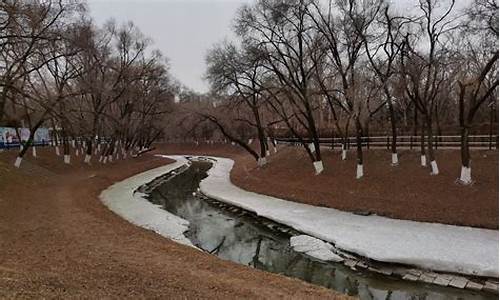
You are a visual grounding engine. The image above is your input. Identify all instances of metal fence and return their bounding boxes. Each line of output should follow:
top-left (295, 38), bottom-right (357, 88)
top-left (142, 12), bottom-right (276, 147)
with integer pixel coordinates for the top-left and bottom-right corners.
top-left (276, 135), bottom-right (499, 150)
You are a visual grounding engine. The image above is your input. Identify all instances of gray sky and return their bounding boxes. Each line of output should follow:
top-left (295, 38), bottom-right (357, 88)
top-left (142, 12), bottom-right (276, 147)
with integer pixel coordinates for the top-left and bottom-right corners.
top-left (87, 0), bottom-right (251, 93)
top-left (87, 0), bottom-right (468, 93)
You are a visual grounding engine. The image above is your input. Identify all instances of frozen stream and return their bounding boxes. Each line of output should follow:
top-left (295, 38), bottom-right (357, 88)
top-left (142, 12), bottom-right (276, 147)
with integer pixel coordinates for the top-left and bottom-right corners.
top-left (145, 160), bottom-right (494, 300)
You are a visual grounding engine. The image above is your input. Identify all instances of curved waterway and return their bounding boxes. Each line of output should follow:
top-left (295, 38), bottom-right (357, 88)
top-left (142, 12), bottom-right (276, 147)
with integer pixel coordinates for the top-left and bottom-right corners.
top-left (145, 160), bottom-right (494, 300)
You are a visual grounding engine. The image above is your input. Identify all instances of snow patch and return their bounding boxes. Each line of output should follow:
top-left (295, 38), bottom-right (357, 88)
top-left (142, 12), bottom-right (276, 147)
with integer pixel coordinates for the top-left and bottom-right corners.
top-left (100, 157), bottom-right (194, 247)
top-left (290, 235), bottom-right (343, 262)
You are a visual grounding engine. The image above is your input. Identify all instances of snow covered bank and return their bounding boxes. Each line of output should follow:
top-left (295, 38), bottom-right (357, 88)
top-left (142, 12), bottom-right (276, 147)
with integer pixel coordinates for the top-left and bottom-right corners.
top-left (191, 156), bottom-right (498, 278)
top-left (100, 157), bottom-right (194, 247)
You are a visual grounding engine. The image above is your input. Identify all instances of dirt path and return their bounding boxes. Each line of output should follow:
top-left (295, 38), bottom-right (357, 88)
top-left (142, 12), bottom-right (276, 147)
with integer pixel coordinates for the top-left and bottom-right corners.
top-left (0, 149), bottom-right (345, 299)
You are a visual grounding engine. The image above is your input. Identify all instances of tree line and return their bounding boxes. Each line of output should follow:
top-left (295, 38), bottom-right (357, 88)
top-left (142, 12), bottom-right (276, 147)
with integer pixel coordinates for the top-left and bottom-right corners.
top-left (1, 0), bottom-right (176, 167)
top-left (176, 0), bottom-right (498, 184)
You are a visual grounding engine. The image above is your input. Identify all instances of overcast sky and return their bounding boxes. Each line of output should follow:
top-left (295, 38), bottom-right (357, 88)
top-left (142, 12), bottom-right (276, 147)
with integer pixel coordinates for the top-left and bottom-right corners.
top-left (87, 0), bottom-right (251, 93)
top-left (87, 0), bottom-right (468, 94)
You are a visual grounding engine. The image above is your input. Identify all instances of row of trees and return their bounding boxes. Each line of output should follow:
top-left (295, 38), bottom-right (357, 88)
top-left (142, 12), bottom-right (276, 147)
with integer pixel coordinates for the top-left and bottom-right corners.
top-left (1, 0), bottom-right (176, 167)
top-left (185, 0), bottom-right (497, 184)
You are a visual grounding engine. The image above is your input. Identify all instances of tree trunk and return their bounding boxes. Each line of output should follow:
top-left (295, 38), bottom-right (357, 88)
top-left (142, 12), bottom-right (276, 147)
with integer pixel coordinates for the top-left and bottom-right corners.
top-left (85, 138), bottom-right (92, 164)
top-left (355, 115), bottom-right (364, 179)
top-left (426, 118), bottom-right (438, 175)
top-left (252, 106), bottom-right (267, 166)
top-left (14, 132), bottom-right (35, 168)
top-left (459, 125), bottom-right (472, 184)
top-left (62, 128), bottom-right (70, 164)
top-left (386, 91), bottom-right (398, 166)
top-left (342, 117), bottom-right (351, 161)
top-left (420, 115), bottom-right (426, 167)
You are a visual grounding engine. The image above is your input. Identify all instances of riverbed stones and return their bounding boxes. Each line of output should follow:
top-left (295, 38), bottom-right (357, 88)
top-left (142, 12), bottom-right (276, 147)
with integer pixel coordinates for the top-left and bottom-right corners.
top-left (368, 266), bottom-right (392, 276)
top-left (402, 274), bottom-right (419, 281)
top-left (449, 276), bottom-right (468, 289)
top-left (433, 275), bottom-right (452, 286)
top-left (344, 259), bottom-right (357, 270)
top-left (483, 281), bottom-right (498, 293)
top-left (419, 273), bottom-right (436, 283)
top-left (465, 281), bottom-right (484, 291)
top-left (408, 269), bottom-right (423, 276)
top-left (356, 261), bottom-right (368, 269)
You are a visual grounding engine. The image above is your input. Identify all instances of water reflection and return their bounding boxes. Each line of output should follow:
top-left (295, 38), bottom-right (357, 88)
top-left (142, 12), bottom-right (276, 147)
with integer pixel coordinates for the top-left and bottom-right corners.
top-left (147, 161), bottom-right (494, 300)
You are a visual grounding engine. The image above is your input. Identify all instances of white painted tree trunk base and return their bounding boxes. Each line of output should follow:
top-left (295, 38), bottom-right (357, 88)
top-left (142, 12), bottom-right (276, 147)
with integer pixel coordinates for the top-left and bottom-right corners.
top-left (14, 157), bottom-right (22, 168)
top-left (108, 155), bottom-right (113, 162)
top-left (75, 149), bottom-right (79, 156)
top-left (391, 153), bottom-right (398, 166)
top-left (458, 166), bottom-right (472, 185)
top-left (257, 157), bottom-right (267, 167)
top-left (32, 147), bottom-right (37, 158)
top-left (266, 150), bottom-right (270, 157)
top-left (99, 155), bottom-right (103, 163)
top-left (308, 143), bottom-right (315, 154)
top-left (341, 150), bottom-right (347, 160)
top-left (430, 160), bottom-right (439, 175)
top-left (313, 160), bottom-right (324, 175)
top-left (420, 155), bottom-right (427, 167)
top-left (64, 155), bottom-right (71, 164)
top-left (55, 146), bottom-right (60, 156)
top-left (273, 146), bottom-right (277, 153)
top-left (356, 164), bottom-right (364, 179)
top-left (84, 154), bottom-right (92, 164)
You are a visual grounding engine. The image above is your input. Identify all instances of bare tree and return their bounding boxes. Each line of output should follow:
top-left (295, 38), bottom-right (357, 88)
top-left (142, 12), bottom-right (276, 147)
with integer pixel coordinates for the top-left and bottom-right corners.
top-left (400, 0), bottom-right (459, 175)
top-left (308, 0), bottom-right (382, 178)
top-left (235, 0), bottom-right (326, 174)
top-left (206, 41), bottom-right (270, 166)
top-left (454, 0), bottom-right (498, 184)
